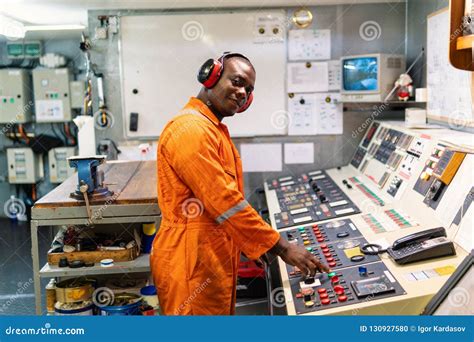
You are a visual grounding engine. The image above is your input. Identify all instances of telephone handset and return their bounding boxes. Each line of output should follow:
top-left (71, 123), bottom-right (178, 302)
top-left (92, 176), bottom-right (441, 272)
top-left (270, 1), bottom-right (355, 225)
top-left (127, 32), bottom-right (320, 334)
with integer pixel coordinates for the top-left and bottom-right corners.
top-left (391, 227), bottom-right (446, 250)
top-left (387, 227), bottom-right (456, 265)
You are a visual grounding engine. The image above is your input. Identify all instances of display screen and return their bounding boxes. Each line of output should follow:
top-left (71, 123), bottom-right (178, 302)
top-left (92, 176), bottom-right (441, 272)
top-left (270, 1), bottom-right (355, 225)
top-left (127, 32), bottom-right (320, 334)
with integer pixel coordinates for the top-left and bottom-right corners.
top-left (342, 57), bottom-right (378, 91)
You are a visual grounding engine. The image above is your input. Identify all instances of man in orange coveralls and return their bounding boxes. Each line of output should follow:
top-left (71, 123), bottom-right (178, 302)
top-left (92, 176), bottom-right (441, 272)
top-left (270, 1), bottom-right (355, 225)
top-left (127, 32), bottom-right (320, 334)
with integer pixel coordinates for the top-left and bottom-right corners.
top-left (151, 52), bottom-right (329, 315)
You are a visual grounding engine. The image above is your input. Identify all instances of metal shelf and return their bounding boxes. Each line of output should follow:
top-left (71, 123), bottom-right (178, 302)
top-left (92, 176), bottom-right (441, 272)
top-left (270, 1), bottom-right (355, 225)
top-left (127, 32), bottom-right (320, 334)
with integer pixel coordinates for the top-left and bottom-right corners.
top-left (39, 254), bottom-right (150, 278)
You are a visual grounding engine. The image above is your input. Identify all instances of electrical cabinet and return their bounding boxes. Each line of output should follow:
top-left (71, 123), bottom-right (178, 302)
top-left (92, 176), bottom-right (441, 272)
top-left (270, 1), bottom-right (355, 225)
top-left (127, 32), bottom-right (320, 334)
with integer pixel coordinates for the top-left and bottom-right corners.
top-left (0, 69), bottom-right (33, 123)
top-left (32, 68), bottom-right (72, 122)
top-left (7, 148), bottom-right (44, 184)
top-left (48, 147), bottom-right (77, 183)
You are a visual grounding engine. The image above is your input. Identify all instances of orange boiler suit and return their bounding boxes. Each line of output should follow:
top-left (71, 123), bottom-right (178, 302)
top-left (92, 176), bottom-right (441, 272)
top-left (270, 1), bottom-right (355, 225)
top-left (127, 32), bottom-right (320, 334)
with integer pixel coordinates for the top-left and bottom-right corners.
top-left (151, 97), bottom-right (280, 315)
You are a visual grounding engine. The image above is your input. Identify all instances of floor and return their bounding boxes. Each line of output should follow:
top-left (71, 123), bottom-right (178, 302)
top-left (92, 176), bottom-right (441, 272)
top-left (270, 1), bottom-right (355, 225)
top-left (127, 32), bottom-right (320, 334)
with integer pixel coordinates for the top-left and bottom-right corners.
top-left (0, 218), bottom-right (50, 315)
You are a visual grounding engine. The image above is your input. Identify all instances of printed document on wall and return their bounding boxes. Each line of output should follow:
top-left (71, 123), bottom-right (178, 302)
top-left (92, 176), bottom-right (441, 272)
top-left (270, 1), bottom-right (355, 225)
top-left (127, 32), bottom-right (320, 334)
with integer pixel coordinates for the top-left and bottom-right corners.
top-left (328, 60), bottom-right (341, 91)
top-left (288, 29), bottom-right (331, 61)
top-left (240, 143), bottom-right (282, 172)
top-left (315, 93), bottom-right (343, 135)
top-left (287, 62), bottom-right (328, 93)
top-left (288, 93), bottom-right (318, 135)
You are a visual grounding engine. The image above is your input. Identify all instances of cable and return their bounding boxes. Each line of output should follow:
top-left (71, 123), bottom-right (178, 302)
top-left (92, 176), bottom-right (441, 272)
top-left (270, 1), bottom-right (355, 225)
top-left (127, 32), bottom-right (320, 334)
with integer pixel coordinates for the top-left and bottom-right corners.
top-left (360, 243), bottom-right (387, 255)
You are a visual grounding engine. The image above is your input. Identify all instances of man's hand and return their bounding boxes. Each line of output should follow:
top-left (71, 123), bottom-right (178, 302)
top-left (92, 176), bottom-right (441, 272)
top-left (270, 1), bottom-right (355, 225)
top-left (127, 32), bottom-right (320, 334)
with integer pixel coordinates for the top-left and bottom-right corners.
top-left (269, 237), bottom-right (330, 277)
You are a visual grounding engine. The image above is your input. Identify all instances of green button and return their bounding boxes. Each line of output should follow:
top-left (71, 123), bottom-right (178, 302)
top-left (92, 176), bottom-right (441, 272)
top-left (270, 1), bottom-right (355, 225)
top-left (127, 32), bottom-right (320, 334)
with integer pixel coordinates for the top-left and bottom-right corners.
top-left (10, 98), bottom-right (14, 103)
top-left (328, 272), bottom-right (336, 278)
top-left (298, 227), bottom-right (305, 231)
top-left (306, 247), bottom-right (313, 251)
top-left (2, 99), bottom-right (6, 103)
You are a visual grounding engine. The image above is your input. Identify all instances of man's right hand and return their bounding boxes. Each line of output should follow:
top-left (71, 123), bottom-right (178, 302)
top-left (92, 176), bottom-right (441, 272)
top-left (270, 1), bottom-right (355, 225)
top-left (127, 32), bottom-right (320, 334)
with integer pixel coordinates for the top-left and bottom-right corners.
top-left (269, 237), bottom-right (330, 277)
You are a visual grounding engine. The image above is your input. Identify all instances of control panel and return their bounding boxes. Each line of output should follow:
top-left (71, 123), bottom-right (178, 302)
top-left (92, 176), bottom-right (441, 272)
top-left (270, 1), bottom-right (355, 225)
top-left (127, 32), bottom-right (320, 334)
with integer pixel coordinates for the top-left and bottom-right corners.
top-left (264, 120), bottom-right (473, 316)
top-left (32, 68), bottom-right (73, 122)
top-left (48, 147), bottom-right (77, 183)
top-left (272, 171), bottom-right (360, 229)
top-left (7, 148), bottom-right (44, 184)
top-left (289, 263), bottom-right (405, 314)
top-left (414, 144), bottom-right (466, 209)
top-left (0, 69), bottom-right (33, 123)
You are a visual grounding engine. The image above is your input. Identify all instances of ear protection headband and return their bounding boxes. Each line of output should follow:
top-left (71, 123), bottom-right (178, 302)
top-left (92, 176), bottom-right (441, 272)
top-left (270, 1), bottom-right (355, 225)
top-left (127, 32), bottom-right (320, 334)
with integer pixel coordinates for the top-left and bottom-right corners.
top-left (197, 52), bottom-right (253, 113)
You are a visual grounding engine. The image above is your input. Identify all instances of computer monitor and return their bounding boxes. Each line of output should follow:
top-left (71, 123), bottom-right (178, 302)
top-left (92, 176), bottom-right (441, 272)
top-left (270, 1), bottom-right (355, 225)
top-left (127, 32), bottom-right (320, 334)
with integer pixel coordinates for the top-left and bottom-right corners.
top-left (341, 54), bottom-right (406, 102)
top-left (422, 250), bottom-right (473, 315)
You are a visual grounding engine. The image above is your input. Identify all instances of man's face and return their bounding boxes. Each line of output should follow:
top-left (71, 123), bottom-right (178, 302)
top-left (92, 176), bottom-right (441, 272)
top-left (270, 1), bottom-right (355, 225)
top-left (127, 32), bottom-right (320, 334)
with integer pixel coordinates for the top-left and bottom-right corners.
top-left (207, 58), bottom-right (256, 118)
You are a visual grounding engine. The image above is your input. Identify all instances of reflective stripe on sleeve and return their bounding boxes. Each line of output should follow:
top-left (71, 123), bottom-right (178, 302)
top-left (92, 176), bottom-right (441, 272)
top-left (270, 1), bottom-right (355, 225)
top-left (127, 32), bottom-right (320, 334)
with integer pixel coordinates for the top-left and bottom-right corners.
top-left (215, 200), bottom-right (249, 224)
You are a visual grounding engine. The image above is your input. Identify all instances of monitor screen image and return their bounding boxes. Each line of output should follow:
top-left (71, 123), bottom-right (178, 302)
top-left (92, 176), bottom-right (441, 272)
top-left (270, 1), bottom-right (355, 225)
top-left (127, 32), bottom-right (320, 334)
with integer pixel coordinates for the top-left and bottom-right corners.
top-left (342, 57), bottom-right (378, 91)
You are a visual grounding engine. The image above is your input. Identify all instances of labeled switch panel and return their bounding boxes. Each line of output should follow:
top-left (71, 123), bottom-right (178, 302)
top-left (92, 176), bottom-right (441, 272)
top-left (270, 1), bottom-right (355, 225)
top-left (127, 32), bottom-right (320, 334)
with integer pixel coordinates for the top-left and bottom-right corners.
top-left (0, 69), bottom-right (33, 123)
top-left (48, 147), bottom-right (77, 183)
top-left (273, 171), bottom-right (360, 229)
top-left (32, 68), bottom-right (72, 122)
top-left (7, 148), bottom-right (44, 184)
top-left (289, 262), bottom-right (405, 314)
top-left (414, 144), bottom-right (466, 209)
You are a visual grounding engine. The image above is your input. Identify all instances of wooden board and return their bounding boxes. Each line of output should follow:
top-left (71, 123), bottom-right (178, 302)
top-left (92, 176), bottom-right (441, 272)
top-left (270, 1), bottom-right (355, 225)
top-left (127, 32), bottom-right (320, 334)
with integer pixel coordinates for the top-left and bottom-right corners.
top-left (47, 245), bottom-right (139, 265)
top-left (34, 161), bottom-right (157, 208)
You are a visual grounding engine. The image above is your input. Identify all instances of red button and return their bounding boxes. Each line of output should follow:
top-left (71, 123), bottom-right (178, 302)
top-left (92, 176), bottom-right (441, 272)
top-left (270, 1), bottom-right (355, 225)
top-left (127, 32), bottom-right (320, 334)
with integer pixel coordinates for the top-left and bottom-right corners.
top-left (334, 285), bottom-right (344, 295)
top-left (326, 257), bottom-right (334, 262)
top-left (328, 261), bottom-right (336, 267)
top-left (321, 299), bottom-right (330, 305)
top-left (320, 244), bottom-right (327, 248)
top-left (315, 233), bottom-right (322, 238)
top-left (312, 224), bottom-right (318, 228)
top-left (324, 252), bottom-right (332, 257)
top-left (338, 295), bottom-right (347, 302)
top-left (319, 293), bottom-right (328, 299)
top-left (321, 247), bottom-right (329, 252)
top-left (296, 293), bottom-right (303, 298)
top-left (317, 288), bottom-right (327, 294)
top-left (317, 238), bottom-right (325, 242)
top-left (331, 276), bottom-right (340, 284)
top-left (302, 288), bottom-right (314, 296)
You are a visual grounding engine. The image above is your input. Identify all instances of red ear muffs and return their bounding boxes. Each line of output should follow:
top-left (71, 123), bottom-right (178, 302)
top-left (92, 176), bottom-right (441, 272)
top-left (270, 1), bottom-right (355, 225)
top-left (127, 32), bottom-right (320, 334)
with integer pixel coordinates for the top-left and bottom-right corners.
top-left (237, 92), bottom-right (253, 113)
top-left (197, 58), bottom-right (223, 88)
top-left (197, 52), bottom-right (254, 112)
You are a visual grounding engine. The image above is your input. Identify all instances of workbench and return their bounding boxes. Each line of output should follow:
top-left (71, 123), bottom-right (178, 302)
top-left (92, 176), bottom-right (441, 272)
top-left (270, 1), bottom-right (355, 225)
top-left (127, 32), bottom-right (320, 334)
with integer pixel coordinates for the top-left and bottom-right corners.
top-left (31, 160), bottom-right (161, 314)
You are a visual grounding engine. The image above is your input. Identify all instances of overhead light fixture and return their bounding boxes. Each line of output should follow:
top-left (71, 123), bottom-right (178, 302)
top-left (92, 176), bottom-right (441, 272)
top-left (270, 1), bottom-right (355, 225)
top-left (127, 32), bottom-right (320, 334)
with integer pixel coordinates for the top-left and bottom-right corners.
top-left (0, 14), bottom-right (25, 40)
top-left (24, 24), bottom-right (86, 32)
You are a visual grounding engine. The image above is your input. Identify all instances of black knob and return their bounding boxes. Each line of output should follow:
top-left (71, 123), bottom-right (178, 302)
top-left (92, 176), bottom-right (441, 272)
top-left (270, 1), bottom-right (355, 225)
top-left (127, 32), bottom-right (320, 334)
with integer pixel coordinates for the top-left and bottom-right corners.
top-left (342, 179), bottom-right (348, 184)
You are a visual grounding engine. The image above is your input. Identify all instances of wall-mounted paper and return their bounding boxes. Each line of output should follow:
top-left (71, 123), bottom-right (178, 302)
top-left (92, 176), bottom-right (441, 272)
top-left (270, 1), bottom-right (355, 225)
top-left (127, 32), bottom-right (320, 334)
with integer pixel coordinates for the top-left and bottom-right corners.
top-left (288, 29), bottom-right (331, 61)
top-left (288, 94), bottom-right (318, 135)
top-left (315, 93), bottom-right (343, 135)
top-left (284, 143), bottom-right (314, 164)
top-left (288, 93), bottom-right (343, 135)
top-left (328, 60), bottom-right (341, 91)
top-left (287, 62), bottom-right (328, 93)
top-left (240, 143), bottom-right (282, 172)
